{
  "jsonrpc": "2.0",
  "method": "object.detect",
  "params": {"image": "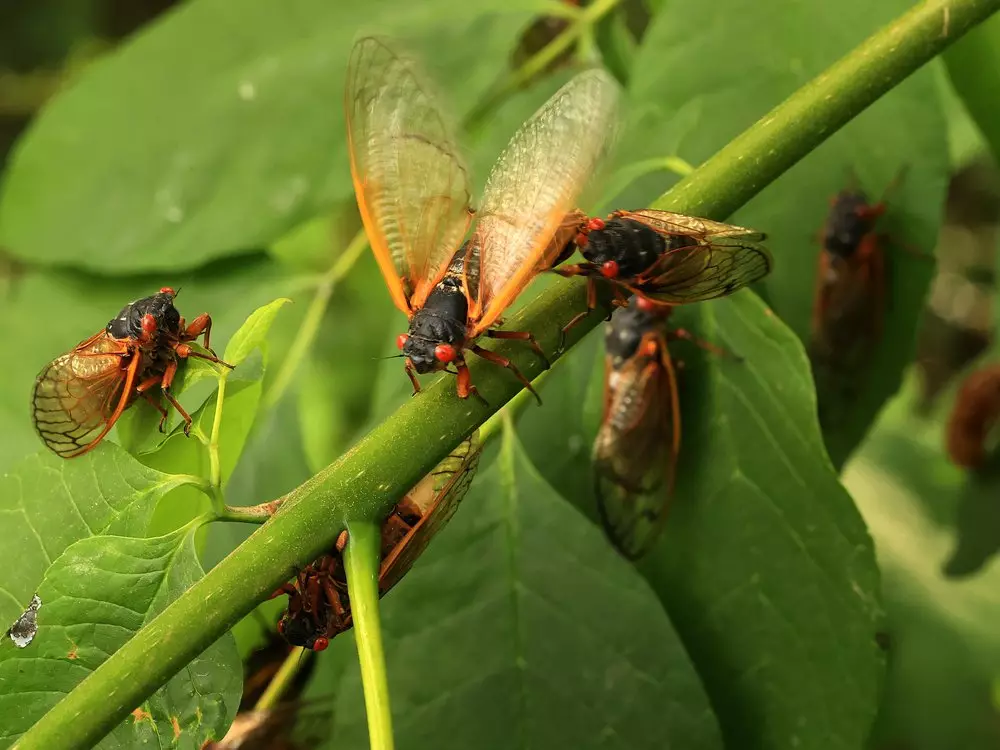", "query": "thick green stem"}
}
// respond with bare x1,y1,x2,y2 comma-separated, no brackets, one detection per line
343,522,394,750
13,0,1000,747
